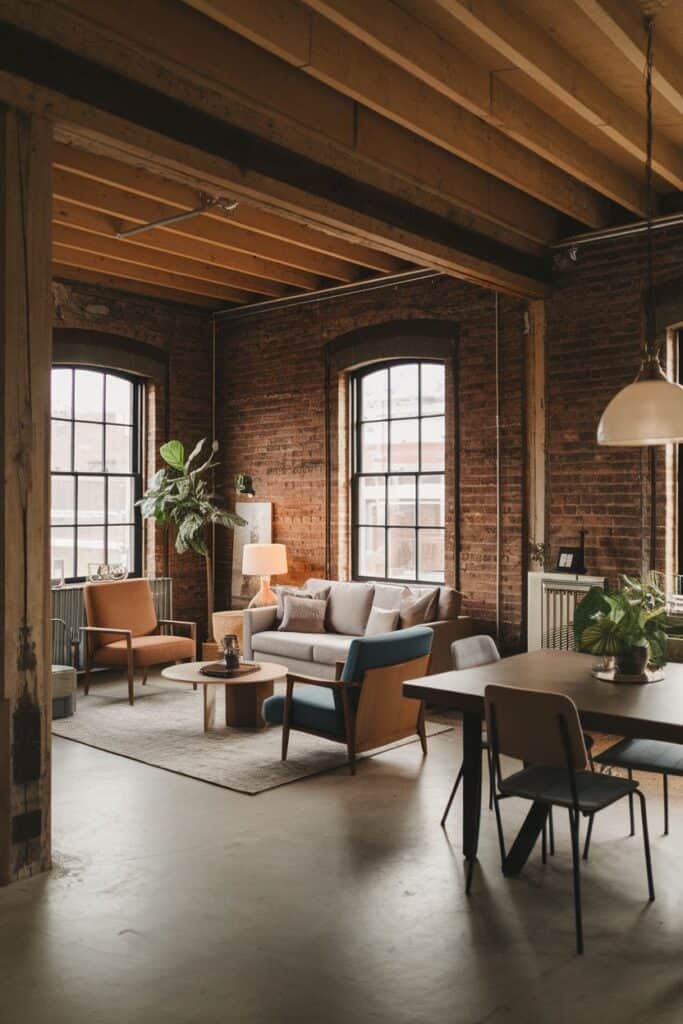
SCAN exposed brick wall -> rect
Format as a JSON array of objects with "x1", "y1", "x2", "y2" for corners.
[
  {"x1": 216, "y1": 275, "x2": 527, "y2": 651},
  {"x1": 52, "y1": 278, "x2": 212, "y2": 638},
  {"x1": 544, "y1": 227, "x2": 683, "y2": 586}
]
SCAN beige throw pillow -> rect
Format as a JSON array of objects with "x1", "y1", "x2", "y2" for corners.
[
  {"x1": 399, "y1": 587, "x2": 439, "y2": 628},
  {"x1": 278, "y1": 594, "x2": 328, "y2": 634},
  {"x1": 274, "y1": 586, "x2": 310, "y2": 622},
  {"x1": 365, "y1": 607, "x2": 400, "y2": 636}
]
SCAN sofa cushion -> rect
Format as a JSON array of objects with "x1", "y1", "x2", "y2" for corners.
[
  {"x1": 371, "y1": 583, "x2": 404, "y2": 611},
  {"x1": 278, "y1": 594, "x2": 327, "y2": 634},
  {"x1": 274, "y1": 585, "x2": 311, "y2": 622},
  {"x1": 251, "y1": 630, "x2": 315, "y2": 662},
  {"x1": 262, "y1": 684, "x2": 343, "y2": 736},
  {"x1": 438, "y1": 587, "x2": 463, "y2": 621},
  {"x1": 399, "y1": 587, "x2": 439, "y2": 627},
  {"x1": 310, "y1": 634, "x2": 356, "y2": 666},
  {"x1": 365, "y1": 607, "x2": 400, "y2": 635},
  {"x1": 327, "y1": 581, "x2": 375, "y2": 636}
]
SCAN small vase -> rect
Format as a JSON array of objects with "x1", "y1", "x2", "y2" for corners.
[{"x1": 616, "y1": 645, "x2": 648, "y2": 678}]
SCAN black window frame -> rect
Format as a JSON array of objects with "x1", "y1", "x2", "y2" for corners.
[
  {"x1": 351, "y1": 358, "x2": 446, "y2": 586},
  {"x1": 50, "y1": 365, "x2": 145, "y2": 584}
]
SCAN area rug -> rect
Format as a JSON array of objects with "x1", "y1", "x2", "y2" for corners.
[{"x1": 52, "y1": 672, "x2": 454, "y2": 795}]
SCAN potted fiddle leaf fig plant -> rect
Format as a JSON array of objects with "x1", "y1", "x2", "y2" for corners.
[
  {"x1": 577, "y1": 574, "x2": 667, "y2": 677},
  {"x1": 138, "y1": 439, "x2": 246, "y2": 632}
]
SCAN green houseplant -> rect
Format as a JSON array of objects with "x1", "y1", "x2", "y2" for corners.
[
  {"x1": 138, "y1": 439, "x2": 246, "y2": 632},
  {"x1": 577, "y1": 575, "x2": 667, "y2": 675}
]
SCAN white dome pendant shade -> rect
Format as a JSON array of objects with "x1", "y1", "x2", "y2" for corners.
[{"x1": 597, "y1": 356, "x2": 683, "y2": 446}]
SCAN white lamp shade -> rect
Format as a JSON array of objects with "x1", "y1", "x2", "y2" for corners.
[
  {"x1": 242, "y1": 543, "x2": 288, "y2": 577},
  {"x1": 597, "y1": 377, "x2": 683, "y2": 446}
]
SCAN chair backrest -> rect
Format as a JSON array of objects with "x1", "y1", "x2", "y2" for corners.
[
  {"x1": 484, "y1": 684, "x2": 588, "y2": 771},
  {"x1": 84, "y1": 579, "x2": 158, "y2": 648},
  {"x1": 341, "y1": 627, "x2": 433, "y2": 752},
  {"x1": 451, "y1": 634, "x2": 500, "y2": 670}
]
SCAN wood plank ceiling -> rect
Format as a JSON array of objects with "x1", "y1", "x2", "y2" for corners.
[{"x1": 45, "y1": 0, "x2": 683, "y2": 308}]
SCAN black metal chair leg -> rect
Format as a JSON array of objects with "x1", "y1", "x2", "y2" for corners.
[
  {"x1": 582, "y1": 813, "x2": 594, "y2": 860},
  {"x1": 548, "y1": 807, "x2": 555, "y2": 856},
  {"x1": 569, "y1": 809, "x2": 584, "y2": 955},
  {"x1": 487, "y1": 747, "x2": 494, "y2": 811},
  {"x1": 663, "y1": 773, "x2": 669, "y2": 836},
  {"x1": 627, "y1": 769, "x2": 635, "y2": 836},
  {"x1": 492, "y1": 793, "x2": 506, "y2": 868},
  {"x1": 635, "y1": 790, "x2": 655, "y2": 902},
  {"x1": 542, "y1": 819, "x2": 547, "y2": 864},
  {"x1": 440, "y1": 762, "x2": 463, "y2": 828}
]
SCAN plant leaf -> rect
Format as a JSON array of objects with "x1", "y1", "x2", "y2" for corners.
[{"x1": 160, "y1": 440, "x2": 185, "y2": 471}]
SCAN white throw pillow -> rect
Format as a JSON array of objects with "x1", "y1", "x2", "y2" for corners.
[{"x1": 365, "y1": 607, "x2": 400, "y2": 636}]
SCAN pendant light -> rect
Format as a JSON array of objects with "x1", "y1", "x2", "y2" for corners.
[{"x1": 597, "y1": 14, "x2": 683, "y2": 446}]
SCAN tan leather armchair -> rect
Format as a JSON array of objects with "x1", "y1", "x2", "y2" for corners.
[{"x1": 81, "y1": 579, "x2": 197, "y2": 705}]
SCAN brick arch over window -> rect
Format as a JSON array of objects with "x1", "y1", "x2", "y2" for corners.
[{"x1": 324, "y1": 320, "x2": 459, "y2": 584}]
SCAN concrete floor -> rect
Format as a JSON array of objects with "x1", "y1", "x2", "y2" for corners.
[{"x1": 1, "y1": 727, "x2": 682, "y2": 1024}]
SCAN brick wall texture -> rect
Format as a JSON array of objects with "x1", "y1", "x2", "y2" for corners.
[{"x1": 54, "y1": 225, "x2": 683, "y2": 653}]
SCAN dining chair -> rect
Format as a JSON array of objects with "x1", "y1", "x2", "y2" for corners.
[
  {"x1": 440, "y1": 635, "x2": 499, "y2": 827},
  {"x1": 587, "y1": 738, "x2": 683, "y2": 845},
  {"x1": 485, "y1": 684, "x2": 655, "y2": 954},
  {"x1": 262, "y1": 626, "x2": 432, "y2": 774},
  {"x1": 81, "y1": 579, "x2": 197, "y2": 705}
]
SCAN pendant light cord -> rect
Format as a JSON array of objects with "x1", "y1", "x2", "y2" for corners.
[{"x1": 644, "y1": 14, "x2": 656, "y2": 362}]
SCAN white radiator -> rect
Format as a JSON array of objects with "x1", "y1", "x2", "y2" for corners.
[
  {"x1": 527, "y1": 572, "x2": 606, "y2": 651},
  {"x1": 51, "y1": 577, "x2": 173, "y2": 669}
]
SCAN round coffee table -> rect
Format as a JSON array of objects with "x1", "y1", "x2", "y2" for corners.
[{"x1": 161, "y1": 660, "x2": 286, "y2": 731}]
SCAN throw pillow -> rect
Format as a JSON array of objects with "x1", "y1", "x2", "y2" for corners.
[
  {"x1": 437, "y1": 587, "x2": 463, "y2": 621},
  {"x1": 365, "y1": 606, "x2": 400, "y2": 636},
  {"x1": 399, "y1": 587, "x2": 439, "y2": 628},
  {"x1": 327, "y1": 581, "x2": 375, "y2": 636},
  {"x1": 274, "y1": 586, "x2": 311, "y2": 622},
  {"x1": 278, "y1": 594, "x2": 327, "y2": 634}
]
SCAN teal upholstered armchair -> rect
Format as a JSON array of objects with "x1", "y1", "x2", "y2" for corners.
[{"x1": 262, "y1": 626, "x2": 433, "y2": 774}]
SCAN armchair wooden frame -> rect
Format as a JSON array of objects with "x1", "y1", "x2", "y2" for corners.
[
  {"x1": 80, "y1": 618, "x2": 197, "y2": 706},
  {"x1": 281, "y1": 654, "x2": 430, "y2": 775}
]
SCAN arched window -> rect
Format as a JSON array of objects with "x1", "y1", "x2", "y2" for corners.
[
  {"x1": 351, "y1": 360, "x2": 445, "y2": 583},
  {"x1": 50, "y1": 366, "x2": 144, "y2": 583}
]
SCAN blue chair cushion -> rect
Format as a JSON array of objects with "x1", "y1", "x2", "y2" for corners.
[{"x1": 262, "y1": 684, "x2": 344, "y2": 737}]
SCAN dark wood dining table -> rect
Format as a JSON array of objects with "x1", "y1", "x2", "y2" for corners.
[{"x1": 404, "y1": 650, "x2": 683, "y2": 890}]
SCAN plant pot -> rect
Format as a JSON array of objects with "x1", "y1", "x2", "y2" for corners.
[{"x1": 615, "y1": 645, "x2": 649, "y2": 677}]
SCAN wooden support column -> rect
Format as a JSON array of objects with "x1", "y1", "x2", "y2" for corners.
[{"x1": 0, "y1": 106, "x2": 53, "y2": 884}]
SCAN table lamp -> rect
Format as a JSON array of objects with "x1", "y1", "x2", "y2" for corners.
[{"x1": 242, "y1": 543, "x2": 288, "y2": 608}]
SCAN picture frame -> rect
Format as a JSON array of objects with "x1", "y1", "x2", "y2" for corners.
[{"x1": 555, "y1": 546, "x2": 586, "y2": 574}]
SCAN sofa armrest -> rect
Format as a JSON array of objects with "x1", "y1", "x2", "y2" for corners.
[
  {"x1": 242, "y1": 605, "x2": 278, "y2": 659},
  {"x1": 427, "y1": 616, "x2": 472, "y2": 674}
]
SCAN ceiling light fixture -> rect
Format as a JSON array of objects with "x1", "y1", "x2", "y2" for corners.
[{"x1": 597, "y1": 13, "x2": 683, "y2": 446}]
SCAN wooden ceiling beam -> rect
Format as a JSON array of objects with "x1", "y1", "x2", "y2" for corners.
[
  {"x1": 52, "y1": 223, "x2": 291, "y2": 299},
  {"x1": 53, "y1": 263, "x2": 223, "y2": 308},
  {"x1": 302, "y1": 0, "x2": 646, "y2": 214},
  {"x1": 52, "y1": 200, "x2": 290, "y2": 297},
  {"x1": 52, "y1": 170, "x2": 323, "y2": 290},
  {"x1": 182, "y1": 0, "x2": 610, "y2": 226},
  {"x1": 53, "y1": 244, "x2": 256, "y2": 303},
  {"x1": 53, "y1": 165, "x2": 357, "y2": 285},
  {"x1": 431, "y1": 0, "x2": 683, "y2": 192},
  {"x1": 0, "y1": 7, "x2": 550, "y2": 297},
  {"x1": 53, "y1": 139, "x2": 403, "y2": 274},
  {"x1": 573, "y1": 0, "x2": 683, "y2": 117}
]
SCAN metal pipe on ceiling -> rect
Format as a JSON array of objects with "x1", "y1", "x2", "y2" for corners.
[{"x1": 553, "y1": 210, "x2": 683, "y2": 253}]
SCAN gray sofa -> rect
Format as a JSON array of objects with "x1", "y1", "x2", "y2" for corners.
[{"x1": 243, "y1": 578, "x2": 471, "y2": 678}]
